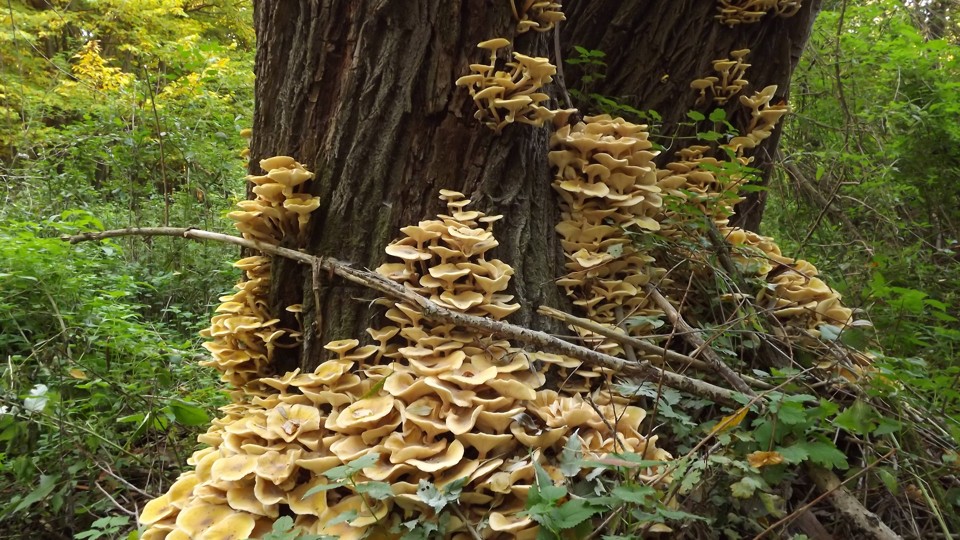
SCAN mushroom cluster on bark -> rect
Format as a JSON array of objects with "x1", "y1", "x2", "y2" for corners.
[
  {"x1": 455, "y1": 38, "x2": 563, "y2": 133},
  {"x1": 201, "y1": 157, "x2": 317, "y2": 392},
  {"x1": 724, "y1": 85, "x2": 790, "y2": 155},
  {"x1": 548, "y1": 114, "x2": 669, "y2": 367},
  {"x1": 510, "y1": 0, "x2": 565, "y2": 33},
  {"x1": 691, "y1": 49, "x2": 752, "y2": 106},
  {"x1": 715, "y1": 0, "x2": 803, "y2": 26}
]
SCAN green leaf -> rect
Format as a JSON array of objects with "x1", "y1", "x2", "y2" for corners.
[
  {"x1": 687, "y1": 111, "x2": 706, "y2": 121},
  {"x1": 356, "y1": 481, "x2": 394, "y2": 499},
  {"x1": 774, "y1": 401, "x2": 808, "y2": 425},
  {"x1": 875, "y1": 468, "x2": 899, "y2": 494},
  {"x1": 302, "y1": 482, "x2": 340, "y2": 499},
  {"x1": 708, "y1": 108, "x2": 727, "y2": 122},
  {"x1": 559, "y1": 432, "x2": 583, "y2": 477},
  {"x1": 776, "y1": 444, "x2": 810, "y2": 464},
  {"x1": 818, "y1": 324, "x2": 843, "y2": 341},
  {"x1": 612, "y1": 484, "x2": 655, "y2": 505},
  {"x1": 798, "y1": 441, "x2": 849, "y2": 470},
  {"x1": 326, "y1": 510, "x2": 358, "y2": 526},
  {"x1": 554, "y1": 499, "x2": 602, "y2": 529},
  {"x1": 531, "y1": 461, "x2": 567, "y2": 504},
  {"x1": 360, "y1": 372, "x2": 391, "y2": 400},
  {"x1": 323, "y1": 453, "x2": 381, "y2": 481},
  {"x1": 730, "y1": 475, "x2": 763, "y2": 499},
  {"x1": 10, "y1": 474, "x2": 58, "y2": 514},
  {"x1": 834, "y1": 400, "x2": 879, "y2": 435},
  {"x1": 167, "y1": 400, "x2": 209, "y2": 426},
  {"x1": 873, "y1": 416, "x2": 901, "y2": 436},
  {"x1": 416, "y1": 479, "x2": 465, "y2": 513},
  {"x1": 624, "y1": 315, "x2": 665, "y2": 330},
  {"x1": 697, "y1": 130, "x2": 723, "y2": 141}
]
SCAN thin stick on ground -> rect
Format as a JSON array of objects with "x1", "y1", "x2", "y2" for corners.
[{"x1": 754, "y1": 454, "x2": 899, "y2": 540}]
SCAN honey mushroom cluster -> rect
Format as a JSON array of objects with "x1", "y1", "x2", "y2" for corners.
[
  {"x1": 510, "y1": 0, "x2": 565, "y2": 33},
  {"x1": 548, "y1": 114, "x2": 670, "y2": 370},
  {"x1": 369, "y1": 190, "x2": 669, "y2": 536},
  {"x1": 691, "y1": 49, "x2": 752, "y2": 106},
  {"x1": 201, "y1": 156, "x2": 318, "y2": 392},
  {"x1": 141, "y1": 189, "x2": 670, "y2": 539},
  {"x1": 718, "y1": 228, "x2": 869, "y2": 379},
  {"x1": 455, "y1": 38, "x2": 561, "y2": 132},
  {"x1": 138, "y1": 339, "x2": 393, "y2": 540},
  {"x1": 715, "y1": 0, "x2": 803, "y2": 26},
  {"x1": 723, "y1": 85, "x2": 790, "y2": 156},
  {"x1": 655, "y1": 144, "x2": 749, "y2": 239}
]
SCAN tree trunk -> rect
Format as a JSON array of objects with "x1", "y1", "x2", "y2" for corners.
[
  {"x1": 249, "y1": 0, "x2": 821, "y2": 371},
  {"x1": 562, "y1": 0, "x2": 823, "y2": 231},
  {"x1": 249, "y1": 0, "x2": 567, "y2": 371}
]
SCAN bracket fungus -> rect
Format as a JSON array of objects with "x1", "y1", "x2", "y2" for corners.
[
  {"x1": 201, "y1": 157, "x2": 316, "y2": 393},
  {"x1": 723, "y1": 84, "x2": 789, "y2": 156},
  {"x1": 549, "y1": 114, "x2": 669, "y2": 364}
]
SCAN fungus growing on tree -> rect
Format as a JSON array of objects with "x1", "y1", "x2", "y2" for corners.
[
  {"x1": 140, "y1": 187, "x2": 669, "y2": 539},
  {"x1": 548, "y1": 114, "x2": 667, "y2": 360},
  {"x1": 456, "y1": 39, "x2": 559, "y2": 132},
  {"x1": 691, "y1": 50, "x2": 752, "y2": 106},
  {"x1": 200, "y1": 157, "x2": 316, "y2": 392},
  {"x1": 724, "y1": 85, "x2": 790, "y2": 155},
  {"x1": 715, "y1": 0, "x2": 803, "y2": 26},
  {"x1": 510, "y1": 0, "x2": 565, "y2": 33}
]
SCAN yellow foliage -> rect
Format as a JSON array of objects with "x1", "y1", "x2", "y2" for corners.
[
  {"x1": 747, "y1": 450, "x2": 784, "y2": 468},
  {"x1": 68, "y1": 40, "x2": 133, "y2": 91}
]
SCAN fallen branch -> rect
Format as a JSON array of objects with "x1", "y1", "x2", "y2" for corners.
[
  {"x1": 538, "y1": 305, "x2": 772, "y2": 390},
  {"x1": 644, "y1": 284, "x2": 755, "y2": 395},
  {"x1": 761, "y1": 459, "x2": 901, "y2": 540},
  {"x1": 64, "y1": 227, "x2": 741, "y2": 406}
]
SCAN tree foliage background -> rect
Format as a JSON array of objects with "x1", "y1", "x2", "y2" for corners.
[{"x1": 0, "y1": 0, "x2": 957, "y2": 538}]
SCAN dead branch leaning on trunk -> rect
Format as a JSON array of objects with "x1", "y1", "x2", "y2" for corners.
[{"x1": 63, "y1": 227, "x2": 740, "y2": 406}]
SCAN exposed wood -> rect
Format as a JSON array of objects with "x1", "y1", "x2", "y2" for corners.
[{"x1": 803, "y1": 463, "x2": 902, "y2": 540}]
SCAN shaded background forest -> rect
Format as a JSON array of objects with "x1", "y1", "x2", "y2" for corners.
[{"x1": 0, "y1": 0, "x2": 957, "y2": 538}]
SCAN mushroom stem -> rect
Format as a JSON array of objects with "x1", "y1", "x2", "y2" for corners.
[{"x1": 63, "y1": 226, "x2": 742, "y2": 406}]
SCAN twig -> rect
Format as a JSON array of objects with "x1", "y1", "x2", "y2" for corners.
[
  {"x1": 754, "y1": 454, "x2": 899, "y2": 540},
  {"x1": 64, "y1": 227, "x2": 740, "y2": 406},
  {"x1": 644, "y1": 284, "x2": 755, "y2": 395},
  {"x1": 95, "y1": 462, "x2": 153, "y2": 499},
  {"x1": 583, "y1": 506, "x2": 622, "y2": 540},
  {"x1": 538, "y1": 305, "x2": 772, "y2": 390},
  {"x1": 451, "y1": 505, "x2": 483, "y2": 540},
  {"x1": 94, "y1": 481, "x2": 137, "y2": 517}
]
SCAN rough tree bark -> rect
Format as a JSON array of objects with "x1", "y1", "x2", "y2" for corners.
[
  {"x1": 562, "y1": 0, "x2": 823, "y2": 231},
  {"x1": 249, "y1": 0, "x2": 820, "y2": 370}
]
